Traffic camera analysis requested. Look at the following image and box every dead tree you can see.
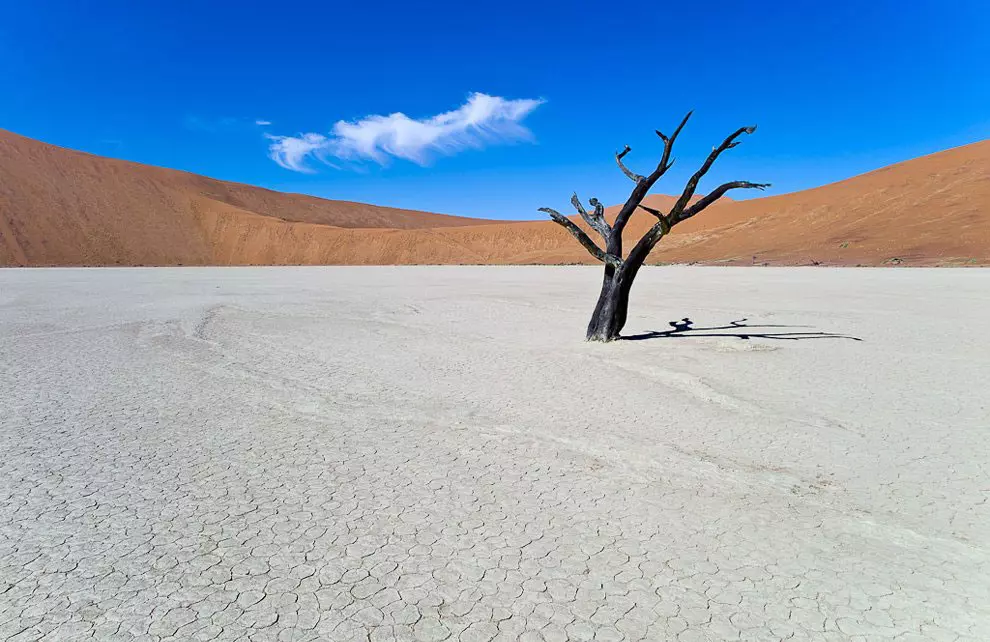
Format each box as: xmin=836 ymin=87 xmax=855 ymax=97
xmin=541 ymin=112 xmax=769 ymax=342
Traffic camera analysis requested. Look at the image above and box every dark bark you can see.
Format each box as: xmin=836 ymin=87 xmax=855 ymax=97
xmin=570 ymin=194 xmax=611 ymax=240
xmin=586 ymin=273 xmax=632 ymax=342
xmin=615 ymin=145 xmax=644 ymax=183
xmin=538 ymin=207 xmax=622 ymax=269
xmin=544 ymin=113 xmax=769 ymax=341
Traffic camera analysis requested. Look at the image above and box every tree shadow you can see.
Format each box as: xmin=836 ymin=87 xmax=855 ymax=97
xmin=622 ymin=318 xmax=863 ymax=342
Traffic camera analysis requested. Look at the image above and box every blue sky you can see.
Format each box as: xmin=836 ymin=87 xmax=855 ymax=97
xmin=2 ymin=1 xmax=988 ymax=219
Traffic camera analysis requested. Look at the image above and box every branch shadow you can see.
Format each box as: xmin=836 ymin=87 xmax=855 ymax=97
xmin=622 ymin=318 xmax=863 ymax=342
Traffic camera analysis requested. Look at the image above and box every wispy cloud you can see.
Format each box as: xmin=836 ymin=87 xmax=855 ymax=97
xmin=266 ymin=133 xmax=332 ymax=174
xmin=266 ymin=92 xmax=545 ymax=173
xmin=184 ymin=116 xmax=273 ymax=132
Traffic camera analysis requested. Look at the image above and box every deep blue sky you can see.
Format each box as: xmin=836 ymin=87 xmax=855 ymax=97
xmin=2 ymin=1 xmax=988 ymax=219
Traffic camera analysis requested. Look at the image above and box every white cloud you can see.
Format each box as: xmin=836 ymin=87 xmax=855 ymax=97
xmin=255 ymin=119 xmax=272 ymax=126
xmin=265 ymin=92 xmax=544 ymax=172
xmin=266 ymin=133 xmax=331 ymax=173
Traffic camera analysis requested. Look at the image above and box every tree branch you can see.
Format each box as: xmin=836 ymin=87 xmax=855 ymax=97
xmin=615 ymin=146 xmax=644 ymax=183
xmin=625 ymin=126 xmax=762 ymax=271
xmin=676 ymin=181 xmax=770 ymax=223
xmin=668 ymin=125 xmax=758 ymax=220
xmin=541 ymin=207 xmax=623 ymax=268
xmin=571 ymin=194 xmax=611 ymax=240
xmin=623 ymin=218 xmax=670 ymax=276
xmin=545 ymin=115 xmax=765 ymax=293
xmin=651 ymin=110 xmax=692 ymax=178
xmin=611 ymin=111 xmax=693 ymax=240
xmin=588 ymin=198 xmax=606 ymax=222
xmin=637 ymin=204 xmax=665 ymax=220
xmin=627 ymin=181 xmax=769 ymax=270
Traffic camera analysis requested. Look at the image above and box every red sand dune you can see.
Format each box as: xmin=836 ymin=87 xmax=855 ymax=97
xmin=1 ymin=129 xmax=987 ymax=267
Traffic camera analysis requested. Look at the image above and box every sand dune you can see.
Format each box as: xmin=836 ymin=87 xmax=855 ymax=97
xmin=1 ymin=129 xmax=987 ymax=266
xmin=0 ymin=130 xmax=492 ymax=267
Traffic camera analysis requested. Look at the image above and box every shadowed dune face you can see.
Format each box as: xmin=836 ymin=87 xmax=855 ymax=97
xmin=1 ymin=129 xmax=988 ymax=267
xmin=0 ymin=130 xmax=495 ymax=267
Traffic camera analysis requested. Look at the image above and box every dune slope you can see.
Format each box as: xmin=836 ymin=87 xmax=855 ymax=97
xmin=0 ymin=130 xmax=492 ymax=266
xmin=1 ymin=129 xmax=987 ymax=266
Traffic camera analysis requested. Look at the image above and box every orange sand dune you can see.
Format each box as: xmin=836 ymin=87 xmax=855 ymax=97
xmin=0 ymin=130 xmax=492 ymax=266
xmin=1 ymin=129 xmax=987 ymax=267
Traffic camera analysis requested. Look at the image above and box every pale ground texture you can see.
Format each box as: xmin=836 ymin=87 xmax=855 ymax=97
xmin=1 ymin=266 xmax=988 ymax=642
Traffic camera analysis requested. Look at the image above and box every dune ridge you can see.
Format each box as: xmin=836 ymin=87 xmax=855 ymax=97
xmin=1 ymin=129 xmax=987 ymax=267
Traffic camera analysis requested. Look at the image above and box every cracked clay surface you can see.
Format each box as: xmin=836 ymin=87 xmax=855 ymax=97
xmin=1 ymin=266 xmax=988 ymax=641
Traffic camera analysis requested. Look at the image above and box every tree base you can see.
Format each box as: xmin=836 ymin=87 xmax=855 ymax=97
xmin=585 ymin=277 xmax=629 ymax=342
xmin=585 ymin=321 xmax=621 ymax=342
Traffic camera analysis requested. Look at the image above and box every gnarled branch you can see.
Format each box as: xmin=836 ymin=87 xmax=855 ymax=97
xmin=543 ymin=112 xmax=767 ymax=342
xmin=611 ymin=110 xmax=693 ymax=239
xmin=676 ymin=181 xmax=770 ymax=223
xmin=668 ymin=125 xmax=757 ymax=220
xmin=624 ymin=121 xmax=764 ymax=276
xmin=571 ymin=193 xmax=611 ymax=240
xmin=588 ymin=198 xmax=606 ymax=218
xmin=540 ymin=207 xmax=623 ymax=269
xmin=615 ymin=146 xmax=644 ymax=183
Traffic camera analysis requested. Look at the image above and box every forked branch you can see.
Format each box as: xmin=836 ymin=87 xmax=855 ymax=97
xmin=651 ymin=110 xmax=691 ymax=177
xmin=571 ymin=193 xmax=611 ymax=240
xmin=540 ymin=207 xmax=623 ymax=269
xmin=627 ymin=179 xmax=767 ymax=268
xmin=676 ymin=181 xmax=770 ymax=223
xmin=542 ymin=114 xmax=766 ymax=308
xmin=611 ymin=110 xmax=693 ymax=238
xmin=541 ymin=112 xmax=768 ymax=342
xmin=668 ymin=125 xmax=758 ymax=220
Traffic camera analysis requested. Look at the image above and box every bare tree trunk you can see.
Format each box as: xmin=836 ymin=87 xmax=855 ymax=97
xmin=586 ymin=272 xmax=632 ymax=342
xmin=542 ymin=112 xmax=769 ymax=342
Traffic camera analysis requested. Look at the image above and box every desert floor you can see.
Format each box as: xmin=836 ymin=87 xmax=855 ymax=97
xmin=1 ymin=266 xmax=988 ymax=642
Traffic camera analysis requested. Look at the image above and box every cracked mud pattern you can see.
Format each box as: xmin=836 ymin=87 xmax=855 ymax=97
xmin=1 ymin=267 xmax=988 ymax=641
